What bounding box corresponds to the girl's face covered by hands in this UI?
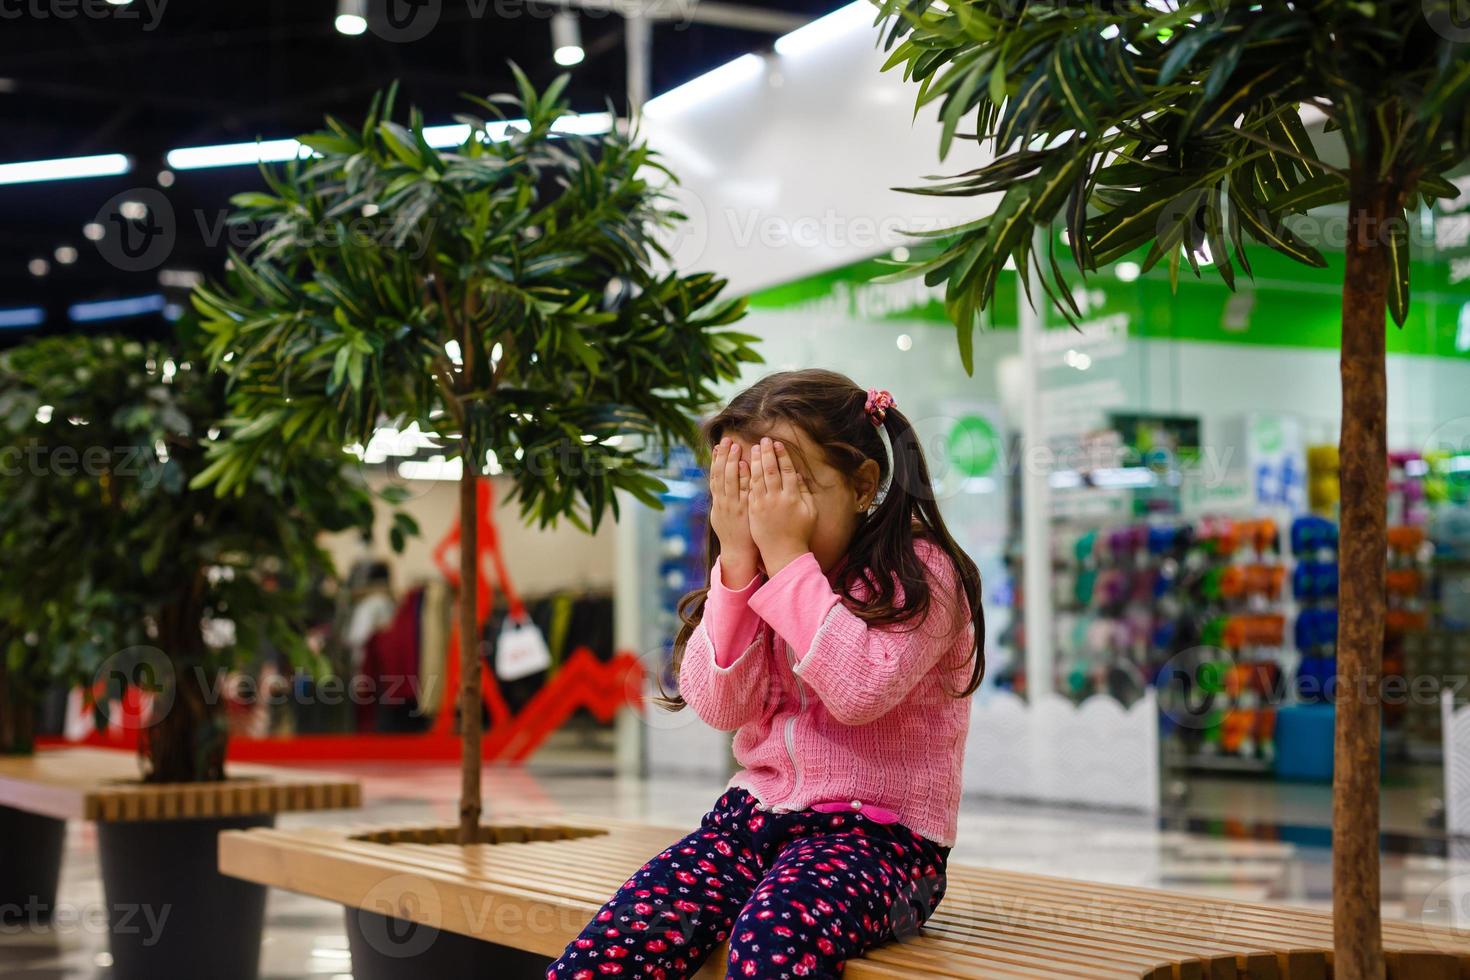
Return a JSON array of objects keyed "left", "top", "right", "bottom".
[{"left": 726, "top": 420, "right": 879, "bottom": 577}]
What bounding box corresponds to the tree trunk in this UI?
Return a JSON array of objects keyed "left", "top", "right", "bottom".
[
  {"left": 1332, "top": 175, "right": 1395, "bottom": 980},
  {"left": 0, "top": 654, "right": 37, "bottom": 756},
  {"left": 143, "top": 579, "right": 226, "bottom": 784},
  {"left": 458, "top": 440, "right": 482, "bottom": 845}
]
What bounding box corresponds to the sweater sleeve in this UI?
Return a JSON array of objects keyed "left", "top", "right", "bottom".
[
  {"left": 705, "top": 556, "right": 763, "bottom": 668},
  {"left": 748, "top": 542, "right": 968, "bottom": 726},
  {"left": 677, "top": 617, "right": 771, "bottom": 732}
]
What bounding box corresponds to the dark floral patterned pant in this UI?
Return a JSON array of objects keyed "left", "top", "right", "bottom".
[{"left": 546, "top": 788, "right": 949, "bottom": 980}]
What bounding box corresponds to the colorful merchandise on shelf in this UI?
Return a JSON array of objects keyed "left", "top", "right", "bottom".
[
  {"left": 1054, "top": 512, "right": 1289, "bottom": 772},
  {"left": 1050, "top": 483, "right": 1450, "bottom": 771}
]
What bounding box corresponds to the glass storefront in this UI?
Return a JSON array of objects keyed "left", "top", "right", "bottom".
[{"left": 672, "top": 196, "right": 1470, "bottom": 835}]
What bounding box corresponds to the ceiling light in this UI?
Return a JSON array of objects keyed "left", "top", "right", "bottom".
[
  {"left": 774, "top": 2, "right": 870, "bottom": 58},
  {"left": 552, "top": 12, "right": 584, "bottom": 67},
  {"left": 644, "top": 54, "right": 765, "bottom": 118},
  {"left": 158, "top": 268, "right": 203, "bottom": 289},
  {"left": 167, "top": 114, "right": 613, "bottom": 171},
  {"left": 68, "top": 294, "right": 167, "bottom": 323},
  {"left": 336, "top": 0, "right": 367, "bottom": 35},
  {"left": 166, "top": 138, "right": 309, "bottom": 170},
  {"left": 0, "top": 153, "right": 130, "bottom": 186},
  {"left": 27, "top": 258, "right": 49, "bottom": 277},
  {"left": 0, "top": 307, "right": 45, "bottom": 330},
  {"left": 119, "top": 200, "right": 148, "bottom": 220},
  {"left": 156, "top": 169, "right": 175, "bottom": 187},
  {"left": 83, "top": 222, "right": 105, "bottom": 241},
  {"left": 54, "top": 245, "right": 78, "bottom": 265}
]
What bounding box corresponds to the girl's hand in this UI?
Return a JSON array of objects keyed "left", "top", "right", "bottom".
[
  {"left": 708, "top": 438, "right": 759, "bottom": 586},
  {"left": 748, "top": 437, "right": 817, "bottom": 577}
]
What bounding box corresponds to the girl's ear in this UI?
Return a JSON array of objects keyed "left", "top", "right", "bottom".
[{"left": 853, "top": 458, "right": 881, "bottom": 512}]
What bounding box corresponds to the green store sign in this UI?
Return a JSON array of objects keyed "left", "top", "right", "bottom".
[
  {"left": 748, "top": 230, "right": 1470, "bottom": 361},
  {"left": 947, "top": 415, "right": 1000, "bottom": 478}
]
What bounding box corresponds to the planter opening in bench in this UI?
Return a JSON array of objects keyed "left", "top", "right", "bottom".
[
  {"left": 1146, "top": 948, "right": 1462, "bottom": 979},
  {"left": 349, "top": 824, "right": 609, "bottom": 846}
]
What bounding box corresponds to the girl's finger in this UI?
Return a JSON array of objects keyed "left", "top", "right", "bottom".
[
  {"left": 737, "top": 459, "right": 751, "bottom": 495},
  {"left": 748, "top": 444, "right": 766, "bottom": 496},
  {"left": 723, "top": 441, "right": 742, "bottom": 496},
  {"left": 758, "top": 437, "right": 781, "bottom": 490},
  {"left": 710, "top": 441, "right": 726, "bottom": 497},
  {"left": 773, "top": 440, "right": 796, "bottom": 489}
]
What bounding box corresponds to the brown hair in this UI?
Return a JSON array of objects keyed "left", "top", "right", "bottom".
[{"left": 662, "top": 368, "right": 985, "bottom": 708}]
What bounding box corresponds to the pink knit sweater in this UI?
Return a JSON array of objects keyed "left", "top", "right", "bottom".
[{"left": 677, "top": 537, "right": 976, "bottom": 846}]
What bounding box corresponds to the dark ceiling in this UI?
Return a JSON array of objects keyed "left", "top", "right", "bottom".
[{"left": 0, "top": 0, "right": 840, "bottom": 345}]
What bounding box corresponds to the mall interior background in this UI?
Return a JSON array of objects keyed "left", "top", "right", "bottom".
[
  {"left": 15, "top": 0, "right": 1470, "bottom": 848},
  {"left": 8, "top": 3, "right": 1470, "bottom": 976}
]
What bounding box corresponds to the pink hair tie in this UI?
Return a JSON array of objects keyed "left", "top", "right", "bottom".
[{"left": 864, "top": 388, "right": 895, "bottom": 426}]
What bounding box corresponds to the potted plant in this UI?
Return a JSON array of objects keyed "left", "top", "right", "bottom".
[
  {"left": 190, "top": 68, "right": 756, "bottom": 974},
  {"left": 0, "top": 490, "right": 68, "bottom": 923},
  {"left": 875, "top": 1, "right": 1470, "bottom": 974},
  {"left": 0, "top": 330, "right": 387, "bottom": 979}
]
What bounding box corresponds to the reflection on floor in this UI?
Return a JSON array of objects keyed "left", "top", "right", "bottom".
[
  {"left": 1179, "top": 762, "right": 1445, "bottom": 837},
  {"left": 3, "top": 756, "right": 1465, "bottom": 978}
]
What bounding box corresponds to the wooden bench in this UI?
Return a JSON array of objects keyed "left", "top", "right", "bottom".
[
  {"left": 0, "top": 746, "right": 361, "bottom": 980},
  {"left": 219, "top": 815, "right": 1470, "bottom": 978},
  {"left": 0, "top": 746, "right": 360, "bottom": 822}
]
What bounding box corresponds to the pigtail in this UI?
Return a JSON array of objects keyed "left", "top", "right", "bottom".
[{"left": 846, "top": 405, "right": 986, "bottom": 696}]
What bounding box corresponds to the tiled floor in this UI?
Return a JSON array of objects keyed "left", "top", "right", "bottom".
[{"left": 3, "top": 755, "right": 1467, "bottom": 978}]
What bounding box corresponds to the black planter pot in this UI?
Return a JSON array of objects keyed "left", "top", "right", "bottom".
[
  {"left": 345, "top": 907, "right": 551, "bottom": 980},
  {"left": 97, "top": 813, "right": 274, "bottom": 980},
  {"left": 0, "top": 805, "right": 66, "bottom": 923}
]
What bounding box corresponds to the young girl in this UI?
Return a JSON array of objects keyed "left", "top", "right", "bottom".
[{"left": 548, "top": 369, "right": 984, "bottom": 980}]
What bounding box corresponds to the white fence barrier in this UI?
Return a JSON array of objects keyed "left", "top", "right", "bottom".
[
  {"left": 643, "top": 678, "right": 735, "bottom": 781},
  {"left": 1442, "top": 689, "right": 1470, "bottom": 837},
  {"left": 963, "top": 689, "right": 1161, "bottom": 812}
]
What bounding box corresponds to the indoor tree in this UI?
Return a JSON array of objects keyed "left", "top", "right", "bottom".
[
  {"left": 874, "top": 1, "right": 1470, "bottom": 974},
  {"left": 0, "top": 331, "right": 383, "bottom": 780},
  {"left": 191, "top": 68, "right": 756, "bottom": 844}
]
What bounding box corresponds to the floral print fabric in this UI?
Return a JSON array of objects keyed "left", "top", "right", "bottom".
[{"left": 546, "top": 788, "right": 949, "bottom": 980}]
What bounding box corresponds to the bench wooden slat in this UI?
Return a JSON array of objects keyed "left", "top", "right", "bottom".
[
  {"left": 0, "top": 747, "right": 360, "bottom": 822},
  {"left": 393, "top": 838, "right": 1356, "bottom": 972}
]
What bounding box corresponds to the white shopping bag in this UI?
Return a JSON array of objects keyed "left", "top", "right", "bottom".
[{"left": 495, "top": 618, "right": 551, "bottom": 681}]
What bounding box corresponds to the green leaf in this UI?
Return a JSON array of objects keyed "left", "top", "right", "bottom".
[
  {"left": 1158, "top": 25, "right": 1216, "bottom": 86},
  {"left": 298, "top": 133, "right": 359, "bottom": 156},
  {"left": 378, "top": 122, "right": 421, "bottom": 167},
  {"left": 987, "top": 51, "right": 1007, "bottom": 105},
  {"left": 1265, "top": 172, "right": 1350, "bottom": 216},
  {"left": 1386, "top": 208, "right": 1410, "bottom": 327},
  {"left": 1231, "top": 189, "right": 1327, "bottom": 267}
]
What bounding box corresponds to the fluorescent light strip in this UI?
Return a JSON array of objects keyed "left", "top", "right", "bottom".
[
  {"left": 68, "top": 294, "right": 167, "bottom": 323},
  {"left": 168, "top": 112, "right": 615, "bottom": 172},
  {"left": 0, "top": 306, "right": 45, "bottom": 329},
  {"left": 165, "top": 138, "right": 311, "bottom": 171},
  {"left": 644, "top": 54, "right": 765, "bottom": 118},
  {"left": 774, "top": 2, "right": 871, "bottom": 58},
  {"left": 0, "top": 153, "right": 131, "bottom": 187},
  {"left": 550, "top": 111, "right": 614, "bottom": 136}
]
